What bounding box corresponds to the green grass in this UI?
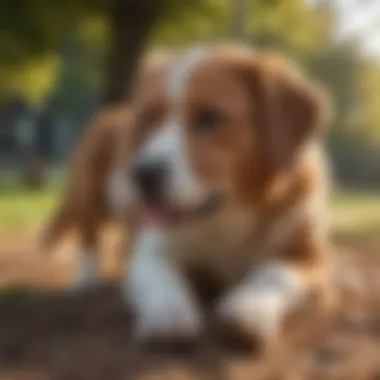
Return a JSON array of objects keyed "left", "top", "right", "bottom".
[
  {"left": 0, "top": 186, "right": 59, "bottom": 231},
  {"left": 1, "top": 186, "right": 380, "bottom": 241},
  {"left": 331, "top": 191, "right": 380, "bottom": 241},
  {"left": 0, "top": 285, "right": 43, "bottom": 309}
]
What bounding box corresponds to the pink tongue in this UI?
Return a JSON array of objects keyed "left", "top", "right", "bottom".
[{"left": 145, "top": 207, "right": 172, "bottom": 226}]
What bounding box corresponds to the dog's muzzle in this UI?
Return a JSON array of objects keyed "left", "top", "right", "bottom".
[
  {"left": 131, "top": 159, "right": 168, "bottom": 206},
  {"left": 143, "top": 192, "right": 223, "bottom": 227},
  {"left": 131, "top": 159, "right": 222, "bottom": 227}
]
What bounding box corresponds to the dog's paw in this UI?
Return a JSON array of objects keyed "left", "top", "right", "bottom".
[
  {"left": 128, "top": 267, "right": 203, "bottom": 344},
  {"left": 217, "top": 287, "right": 284, "bottom": 342},
  {"left": 135, "top": 299, "right": 202, "bottom": 340},
  {"left": 216, "top": 263, "right": 305, "bottom": 352},
  {"left": 69, "top": 250, "right": 100, "bottom": 293},
  {"left": 131, "top": 291, "right": 203, "bottom": 351}
]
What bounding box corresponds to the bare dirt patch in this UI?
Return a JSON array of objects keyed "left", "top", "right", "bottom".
[{"left": 0, "top": 234, "right": 379, "bottom": 379}]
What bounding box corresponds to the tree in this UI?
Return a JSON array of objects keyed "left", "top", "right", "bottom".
[
  {"left": 3, "top": 0, "right": 380, "bottom": 188},
  {"left": 103, "top": 0, "right": 165, "bottom": 104},
  {"left": 0, "top": 0, "right": 209, "bottom": 103},
  {"left": 230, "top": 0, "right": 248, "bottom": 41},
  {"left": 2, "top": 0, "right": 168, "bottom": 187}
]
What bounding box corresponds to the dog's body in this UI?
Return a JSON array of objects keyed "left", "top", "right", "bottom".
[
  {"left": 42, "top": 44, "right": 333, "bottom": 350},
  {"left": 122, "top": 45, "right": 333, "bottom": 349},
  {"left": 41, "top": 106, "right": 140, "bottom": 289}
]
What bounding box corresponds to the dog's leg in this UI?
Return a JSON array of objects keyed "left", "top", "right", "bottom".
[
  {"left": 216, "top": 259, "right": 329, "bottom": 352},
  {"left": 72, "top": 248, "right": 99, "bottom": 291},
  {"left": 124, "top": 226, "right": 202, "bottom": 342},
  {"left": 218, "top": 262, "right": 304, "bottom": 335},
  {"left": 114, "top": 205, "right": 142, "bottom": 280},
  {"left": 71, "top": 222, "right": 100, "bottom": 291},
  {"left": 106, "top": 169, "right": 140, "bottom": 279}
]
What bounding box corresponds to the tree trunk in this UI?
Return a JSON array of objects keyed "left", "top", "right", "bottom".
[
  {"left": 103, "top": 0, "right": 165, "bottom": 105},
  {"left": 231, "top": 0, "right": 247, "bottom": 41}
]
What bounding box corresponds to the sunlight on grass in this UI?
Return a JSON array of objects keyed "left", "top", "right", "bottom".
[
  {"left": 331, "top": 191, "right": 380, "bottom": 240},
  {"left": 1, "top": 186, "right": 380, "bottom": 241},
  {"left": 0, "top": 187, "right": 59, "bottom": 231}
]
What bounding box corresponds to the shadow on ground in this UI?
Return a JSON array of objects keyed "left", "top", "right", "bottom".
[
  {"left": 0, "top": 233, "right": 380, "bottom": 379},
  {"left": 0, "top": 281, "right": 380, "bottom": 380}
]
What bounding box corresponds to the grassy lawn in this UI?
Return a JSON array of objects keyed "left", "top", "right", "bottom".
[
  {"left": 1, "top": 186, "right": 380, "bottom": 241},
  {"left": 331, "top": 191, "right": 380, "bottom": 241},
  {"left": 0, "top": 186, "right": 59, "bottom": 231}
]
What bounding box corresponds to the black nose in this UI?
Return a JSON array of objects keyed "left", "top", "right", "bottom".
[{"left": 131, "top": 160, "right": 168, "bottom": 205}]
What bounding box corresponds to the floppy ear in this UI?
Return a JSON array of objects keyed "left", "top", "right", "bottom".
[{"left": 240, "top": 56, "right": 330, "bottom": 174}]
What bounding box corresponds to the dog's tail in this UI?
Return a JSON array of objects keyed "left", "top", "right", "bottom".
[{"left": 38, "top": 202, "right": 74, "bottom": 254}]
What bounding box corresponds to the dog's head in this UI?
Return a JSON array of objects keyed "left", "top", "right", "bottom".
[{"left": 129, "top": 45, "right": 330, "bottom": 226}]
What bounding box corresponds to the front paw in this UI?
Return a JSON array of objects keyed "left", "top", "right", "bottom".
[
  {"left": 130, "top": 288, "right": 203, "bottom": 349},
  {"left": 216, "top": 263, "right": 305, "bottom": 352},
  {"left": 136, "top": 303, "right": 201, "bottom": 341},
  {"left": 216, "top": 288, "right": 286, "bottom": 352}
]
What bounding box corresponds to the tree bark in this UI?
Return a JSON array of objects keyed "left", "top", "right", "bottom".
[
  {"left": 103, "top": 0, "right": 165, "bottom": 105},
  {"left": 231, "top": 0, "right": 247, "bottom": 41}
]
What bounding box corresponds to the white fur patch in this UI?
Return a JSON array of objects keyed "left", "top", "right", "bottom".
[
  {"left": 72, "top": 248, "right": 99, "bottom": 291},
  {"left": 134, "top": 47, "right": 210, "bottom": 207},
  {"left": 124, "top": 226, "right": 202, "bottom": 339},
  {"left": 217, "top": 262, "right": 305, "bottom": 339},
  {"left": 166, "top": 46, "right": 209, "bottom": 103},
  {"left": 136, "top": 118, "right": 207, "bottom": 206}
]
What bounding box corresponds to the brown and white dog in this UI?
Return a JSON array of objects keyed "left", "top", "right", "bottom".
[
  {"left": 41, "top": 106, "right": 140, "bottom": 290},
  {"left": 122, "top": 44, "right": 333, "bottom": 349},
  {"left": 40, "top": 55, "right": 171, "bottom": 290}
]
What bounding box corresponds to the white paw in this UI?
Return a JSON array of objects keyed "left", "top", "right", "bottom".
[
  {"left": 217, "top": 286, "right": 286, "bottom": 339},
  {"left": 132, "top": 287, "right": 202, "bottom": 340},
  {"left": 71, "top": 271, "right": 98, "bottom": 292},
  {"left": 70, "top": 249, "right": 99, "bottom": 292},
  {"left": 125, "top": 227, "right": 202, "bottom": 340},
  {"left": 216, "top": 263, "right": 305, "bottom": 340}
]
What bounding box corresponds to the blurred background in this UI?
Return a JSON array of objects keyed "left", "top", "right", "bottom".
[
  {"left": 1, "top": 1, "right": 380, "bottom": 378},
  {"left": 1, "top": 0, "right": 380, "bottom": 240}
]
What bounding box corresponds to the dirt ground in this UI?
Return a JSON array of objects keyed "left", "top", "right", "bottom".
[{"left": 0, "top": 233, "right": 380, "bottom": 380}]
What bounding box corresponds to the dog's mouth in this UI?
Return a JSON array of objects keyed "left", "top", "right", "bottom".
[{"left": 144, "top": 193, "right": 222, "bottom": 227}]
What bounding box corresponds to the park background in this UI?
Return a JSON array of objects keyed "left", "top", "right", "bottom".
[
  {"left": 2, "top": 0, "right": 380, "bottom": 239},
  {"left": 1, "top": 1, "right": 380, "bottom": 379}
]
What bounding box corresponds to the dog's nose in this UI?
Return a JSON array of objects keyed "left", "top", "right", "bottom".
[{"left": 131, "top": 160, "right": 168, "bottom": 205}]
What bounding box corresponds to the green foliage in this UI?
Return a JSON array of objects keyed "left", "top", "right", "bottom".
[
  {"left": 247, "top": 0, "right": 332, "bottom": 55},
  {"left": 0, "top": 55, "right": 59, "bottom": 106},
  {"left": 0, "top": 0, "right": 224, "bottom": 102},
  {"left": 0, "top": 0, "right": 95, "bottom": 64},
  {"left": 2, "top": 0, "right": 380, "bottom": 188},
  {"left": 153, "top": 0, "right": 231, "bottom": 45},
  {"left": 357, "top": 61, "right": 380, "bottom": 141},
  {"left": 0, "top": 0, "right": 104, "bottom": 102}
]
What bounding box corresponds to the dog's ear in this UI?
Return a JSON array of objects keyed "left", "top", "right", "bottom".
[{"left": 238, "top": 54, "right": 330, "bottom": 174}]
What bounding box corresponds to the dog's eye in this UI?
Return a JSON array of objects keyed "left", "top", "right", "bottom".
[{"left": 192, "top": 108, "right": 226, "bottom": 132}]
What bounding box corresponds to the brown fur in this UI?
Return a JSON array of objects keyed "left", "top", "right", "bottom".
[
  {"left": 39, "top": 57, "right": 173, "bottom": 283},
  {"left": 132, "top": 46, "right": 331, "bottom": 277},
  {"left": 193, "top": 48, "right": 329, "bottom": 292},
  {"left": 128, "top": 45, "right": 334, "bottom": 348},
  {"left": 41, "top": 106, "right": 138, "bottom": 256}
]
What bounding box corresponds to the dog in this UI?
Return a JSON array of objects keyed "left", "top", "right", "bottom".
[
  {"left": 121, "top": 44, "right": 334, "bottom": 351},
  {"left": 40, "top": 105, "right": 141, "bottom": 290},
  {"left": 39, "top": 54, "right": 172, "bottom": 290}
]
